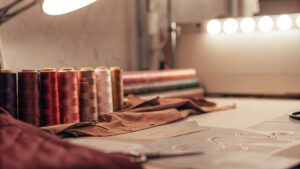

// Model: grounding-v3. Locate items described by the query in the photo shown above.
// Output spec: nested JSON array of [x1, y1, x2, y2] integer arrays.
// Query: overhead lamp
[[296, 16, 300, 28], [42, 0, 97, 16], [223, 18, 238, 34], [258, 16, 274, 32], [240, 17, 255, 33], [276, 14, 292, 31], [207, 20, 221, 35]]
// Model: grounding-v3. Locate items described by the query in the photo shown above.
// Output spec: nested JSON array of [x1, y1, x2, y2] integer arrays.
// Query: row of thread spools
[[0, 67, 123, 126]]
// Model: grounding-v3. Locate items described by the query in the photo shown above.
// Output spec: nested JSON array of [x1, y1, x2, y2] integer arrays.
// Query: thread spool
[[18, 69, 40, 126], [95, 67, 113, 117], [58, 68, 80, 124], [79, 67, 98, 122], [0, 69, 17, 117], [40, 68, 60, 126], [110, 67, 124, 111]]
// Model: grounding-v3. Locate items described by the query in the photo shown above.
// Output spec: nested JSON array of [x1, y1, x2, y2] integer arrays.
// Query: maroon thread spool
[[18, 69, 40, 126], [79, 67, 98, 122], [0, 69, 17, 118], [58, 68, 80, 124], [40, 68, 61, 126]]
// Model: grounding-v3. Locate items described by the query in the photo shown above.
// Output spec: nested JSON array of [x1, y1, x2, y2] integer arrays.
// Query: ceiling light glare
[[258, 16, 274, 32], [223, 18, 238, 34], [206, 19, 221, 35], [276, 14, 292, 30], [240, 17, 256, 33], [296, 16, 300, 28]]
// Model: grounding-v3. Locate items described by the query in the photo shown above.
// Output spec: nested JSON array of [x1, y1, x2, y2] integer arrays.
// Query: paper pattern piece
[[111, 121, 208, 140], [249, 114, 300, 144], [141, 126, 299, 155], [249, 113, 300, 159], [147, 151, 299, 169], [67, 137, 144, 153]]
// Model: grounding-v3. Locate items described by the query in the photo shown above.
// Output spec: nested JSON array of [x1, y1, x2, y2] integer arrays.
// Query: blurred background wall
[[0, 0, 137, 71], [176, 30, 300, 95], [1, 0, 300, 95]]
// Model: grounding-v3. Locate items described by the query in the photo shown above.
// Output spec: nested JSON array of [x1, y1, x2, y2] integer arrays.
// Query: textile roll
[[137, 87, 205, 100], [123, 68, 197, 84], [79, 67, 98, 122], [124, 78, 200, 95], [95, 67, 113, 117], [18, 69, 40, 126]]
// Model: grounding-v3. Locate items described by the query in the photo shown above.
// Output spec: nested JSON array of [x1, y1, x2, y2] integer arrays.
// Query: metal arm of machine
[[0, 0, 37, 25]]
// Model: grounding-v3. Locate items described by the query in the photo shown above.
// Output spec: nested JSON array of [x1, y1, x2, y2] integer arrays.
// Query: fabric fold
[[42, 95, 235, 137], [0, 109, 142, 169]]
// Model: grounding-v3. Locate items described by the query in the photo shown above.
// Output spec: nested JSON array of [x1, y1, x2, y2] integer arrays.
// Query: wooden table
[[187, 97, 300, 129], [67, 97, 300, 168]]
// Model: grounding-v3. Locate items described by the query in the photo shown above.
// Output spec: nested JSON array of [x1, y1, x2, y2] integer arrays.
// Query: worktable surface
[[187, 97, 300, 129], [67, 97, 300, 169]]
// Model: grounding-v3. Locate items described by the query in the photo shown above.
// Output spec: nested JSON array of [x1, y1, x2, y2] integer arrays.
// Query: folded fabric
[[0, 109, 142, 169], [42, 95, 235, 137]]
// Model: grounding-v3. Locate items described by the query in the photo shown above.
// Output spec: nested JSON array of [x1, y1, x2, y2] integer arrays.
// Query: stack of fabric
[[123, 69, 204, 99]]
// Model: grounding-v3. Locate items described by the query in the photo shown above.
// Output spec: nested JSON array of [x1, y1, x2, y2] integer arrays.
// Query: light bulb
[[223, 18, 238, 34], [258, 16, 274, 32], [42, 0, 97, 16], [207, 20, 221, 35], [276, 14, 292, 30], [296, 16, 300, 28], [240, 17, 255, 33]]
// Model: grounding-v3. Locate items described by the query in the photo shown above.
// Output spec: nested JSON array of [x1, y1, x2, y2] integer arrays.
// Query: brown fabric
[[0, 108, 142, 169], [42, 95, 235, 137]]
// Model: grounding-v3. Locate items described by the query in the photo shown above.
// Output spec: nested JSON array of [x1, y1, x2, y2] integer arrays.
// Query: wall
[[176, 27, 300, 95], [171, 0, 229, 22], [166, 0, 300, 95], [0, 0, 137, 71]]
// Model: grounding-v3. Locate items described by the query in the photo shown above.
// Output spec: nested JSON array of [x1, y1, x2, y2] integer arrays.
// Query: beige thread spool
[[95, 67, 113, 117], [110, 67, 124, 111], [79, 67, 98, 122]]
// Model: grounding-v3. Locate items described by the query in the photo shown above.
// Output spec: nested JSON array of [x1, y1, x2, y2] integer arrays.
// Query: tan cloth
[[42, 95, 235, 137]]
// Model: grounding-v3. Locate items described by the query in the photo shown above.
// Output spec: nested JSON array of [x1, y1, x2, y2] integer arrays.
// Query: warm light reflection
[[207, 20, 221, 35], [240, 17, 256, 33], [258, 16, 274, 32], [42, 0, 97, 15], [223, 18, 238, 34], [276, 15, 292, 30], [296, 16, 300, 28]]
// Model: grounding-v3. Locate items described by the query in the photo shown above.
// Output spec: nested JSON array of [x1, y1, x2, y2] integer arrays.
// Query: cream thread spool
[[95, 67, 113, 118]]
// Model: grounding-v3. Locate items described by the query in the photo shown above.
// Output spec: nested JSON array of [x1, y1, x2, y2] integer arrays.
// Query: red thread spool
[[18, 69, 40, 126], [58, 68, 80, 124], [40, 68, 60, 126]]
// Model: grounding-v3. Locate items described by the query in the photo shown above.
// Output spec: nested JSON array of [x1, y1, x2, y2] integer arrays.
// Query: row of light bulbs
[[207, 14, 300, 35]]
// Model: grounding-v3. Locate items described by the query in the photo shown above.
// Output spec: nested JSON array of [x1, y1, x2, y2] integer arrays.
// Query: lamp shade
[[42, 0, 97, 15]]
